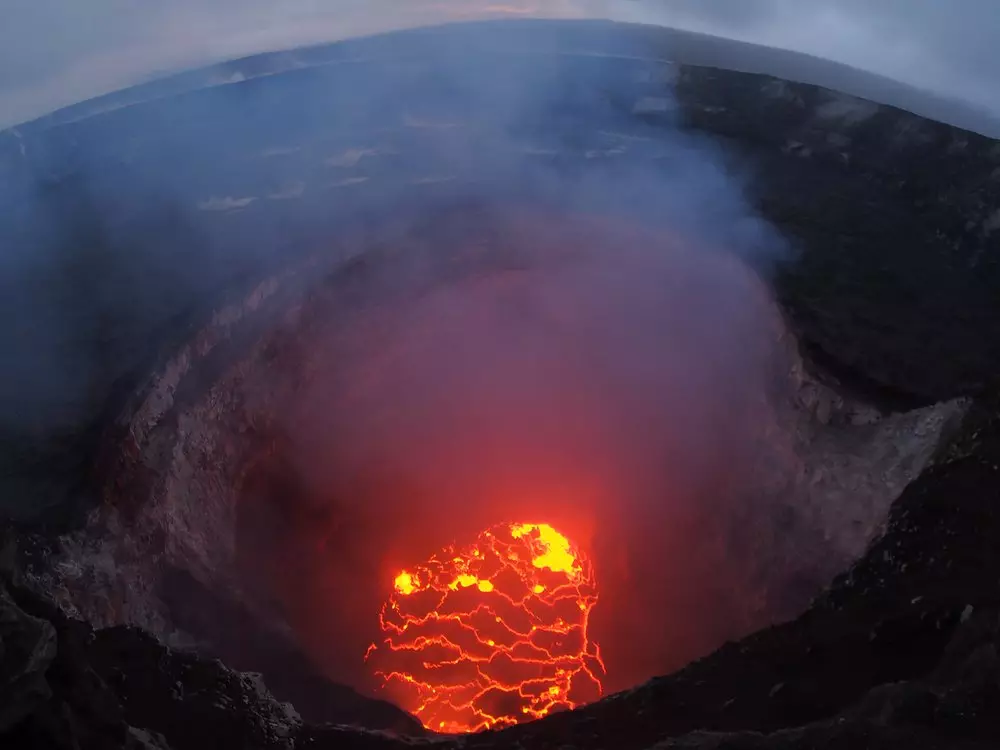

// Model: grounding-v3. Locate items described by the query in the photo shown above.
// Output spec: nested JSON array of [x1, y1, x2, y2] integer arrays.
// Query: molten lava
[[366, 522, 604, 733]]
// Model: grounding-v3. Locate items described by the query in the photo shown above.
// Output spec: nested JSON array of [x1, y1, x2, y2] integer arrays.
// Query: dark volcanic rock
[[3, 572, 297, 750], [1, 553, 431, 750], [158, 566, 425, 735], [671, 65, 1000, 404], [0, 584, 55, 731]]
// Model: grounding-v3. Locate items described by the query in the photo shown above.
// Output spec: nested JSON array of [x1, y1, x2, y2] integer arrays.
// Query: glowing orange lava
[[366, 522, 605, 733]]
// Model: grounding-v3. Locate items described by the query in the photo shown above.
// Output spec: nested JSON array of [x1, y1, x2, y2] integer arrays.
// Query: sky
[[0, 0, 998, 129]]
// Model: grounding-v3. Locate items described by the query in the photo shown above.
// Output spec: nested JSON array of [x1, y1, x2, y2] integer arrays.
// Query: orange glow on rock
[[366, 522, 604, 733]]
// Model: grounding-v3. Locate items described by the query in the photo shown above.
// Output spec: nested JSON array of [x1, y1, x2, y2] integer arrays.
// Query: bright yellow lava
[[368, 521, 604, 733], [510, 522, 582, 579], [394, 571, 417, 595]]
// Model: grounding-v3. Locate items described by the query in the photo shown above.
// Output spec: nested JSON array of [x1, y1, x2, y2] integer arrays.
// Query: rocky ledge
[[4, 393, 1000, 750]]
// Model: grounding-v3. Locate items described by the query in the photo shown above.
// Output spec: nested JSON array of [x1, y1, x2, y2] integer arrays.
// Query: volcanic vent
[[21, 201, 963, 737], [368, 521, 604, 732], [4, 19, 982, 737]]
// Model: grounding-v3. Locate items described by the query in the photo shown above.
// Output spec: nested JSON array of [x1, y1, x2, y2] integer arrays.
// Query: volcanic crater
[[3, 18, 1000, 750], [24, 204, 961, 732]]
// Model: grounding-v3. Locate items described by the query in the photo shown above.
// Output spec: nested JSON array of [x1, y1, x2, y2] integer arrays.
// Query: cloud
[[603, 0, 1000, 116], [0, 1, 580, 127], [1, 1, 998, 127]]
